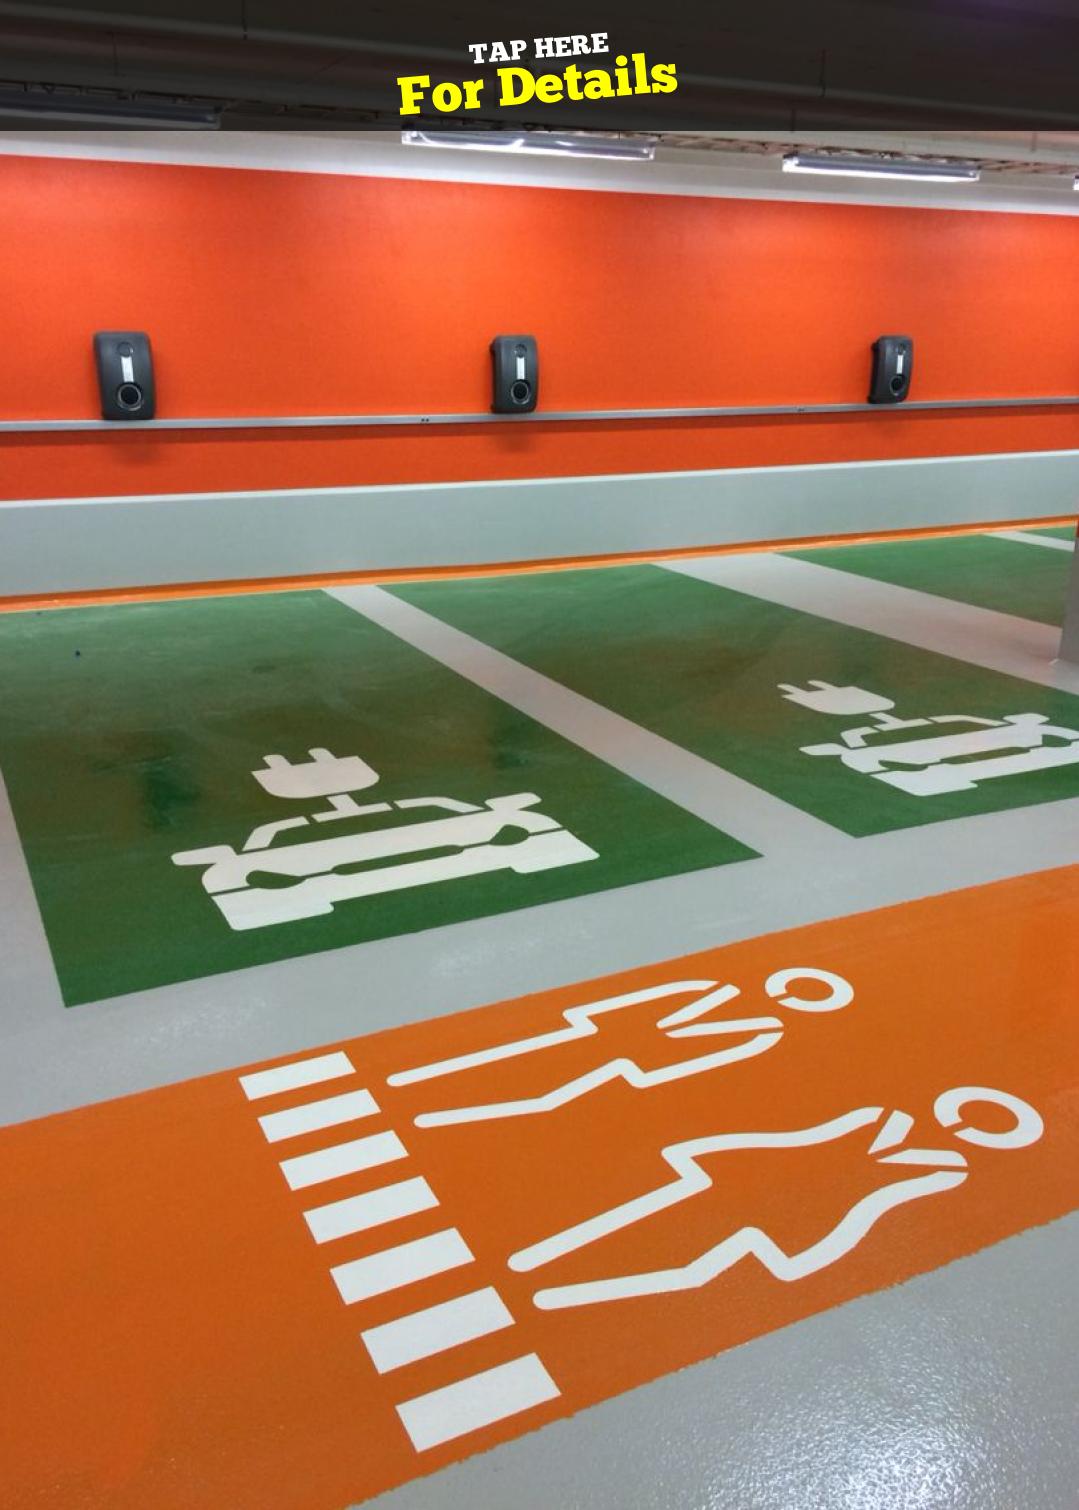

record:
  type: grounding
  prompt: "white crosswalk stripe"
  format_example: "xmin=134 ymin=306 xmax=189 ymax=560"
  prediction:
xmin=303 ymin=1176 xmax=438 ymax=1244
xmin=257 ymin=1087 xmax=379 ymax=1144
xmin=278 ymin=1130 xmax=408 ymax=1191
xmin=239 ymin=1051 xmax=354 ymax=1101
xmin=330 ymin=1228 xmax=474 ymax=1305
xmin=396 ymin=1354 xmax=560 ymax=1451
xmin=361 ymin=1287 xmax=515 ymax=1374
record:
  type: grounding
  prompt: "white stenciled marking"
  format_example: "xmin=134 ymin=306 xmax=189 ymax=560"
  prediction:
xmin=330 ymin=1228 xmax=473 ymax=1305
xmin=511 ymin=1108 xmax=885 ymax=1273
xmin=413 ymin=1033 xmax=782 ymax=1129
xmin=390 ymin=978 xmax=826 ymax=1129
xmin=303 ymin=1177 xmax=438 ymax=1244
xmin=173 ymin=792 xmax=596 ymax=932
xmin=239 ymin=1051 xmax=355 ymax=1101
xmin=396 ymin=1354 xmax=560 ymax=1452
xmin=532 ymin=1172 xmax=967 ymax=1310
xmin=525 ymin=1085 xmax=1042 ymax=1311
xmin=389 ymin=981 xmax=738 ymax=1087
xmin=257 ymin=1087 xmax=379 ymax=1144
xmin=361 ymin=1287 xmax=515 ymax=1374
xmin=278 ymin=1131 xmax=407 ymax=1191
xmin=252 ymin=748 xmax=379 ymax=799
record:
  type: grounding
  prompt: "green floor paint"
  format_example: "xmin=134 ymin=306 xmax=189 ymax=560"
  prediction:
xmin=788 ymin=534 xmax=1071 ymax=626
xmin=1030 ymin=525 xmax=1076 ymax=541
xmin=392 ymin=564 xmax=1079 ymax=839
xmin=0 ymin=592 xmax=754 ymax=1007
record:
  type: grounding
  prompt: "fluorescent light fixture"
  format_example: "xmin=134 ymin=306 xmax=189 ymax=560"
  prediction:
xmin=402 ymin=130 xmax=657 ymax=161
xmin=0 ymin=90 xmax=220 ymax=128
xmin=782 ymin=152 xmax=979 ymax=184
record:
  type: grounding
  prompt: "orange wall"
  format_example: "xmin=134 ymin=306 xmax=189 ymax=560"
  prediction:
xmin=1 ymin=153 xmax=1078 ymax=500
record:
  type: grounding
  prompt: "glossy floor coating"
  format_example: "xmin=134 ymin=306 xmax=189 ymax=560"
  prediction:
xmin=1 ymin=524 xmax=1077 ymax=1510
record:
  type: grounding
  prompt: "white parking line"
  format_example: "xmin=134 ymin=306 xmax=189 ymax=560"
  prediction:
xmin=994 ymin=529 xmax=1074 ymax=553
xmin=0 ymin=770 xmax=63 ymax=1018
xmin=664 ymin=552 xmax=1079 ymax=693
xmin=329 ymin=584 xmax=848 ymax=859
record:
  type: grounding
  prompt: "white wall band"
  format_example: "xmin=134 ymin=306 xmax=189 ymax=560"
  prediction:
xmin=2 ymin=448 xmax=1077 ymax=598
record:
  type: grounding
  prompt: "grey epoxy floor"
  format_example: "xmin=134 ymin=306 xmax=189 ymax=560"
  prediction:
xmin=367 ymin=1213 xmax=1079 ymax=1510
xmin=1 ymin=535 xmax=1076 ymax=1509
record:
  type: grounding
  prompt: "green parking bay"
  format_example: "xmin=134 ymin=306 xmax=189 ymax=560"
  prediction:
xmin=790 ymin=531 xmax=1074 ymax=626
xmin=393 ymin=563 xmax=1079 ymax=837
xmin=0 ymin=592 xmax=754 ymax=1007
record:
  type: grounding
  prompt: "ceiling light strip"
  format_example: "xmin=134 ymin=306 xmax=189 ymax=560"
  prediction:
xmin=782 ymin=152 xmax=980 ymax=184
xmin=402 ymin=131 xmax=658 ymax=161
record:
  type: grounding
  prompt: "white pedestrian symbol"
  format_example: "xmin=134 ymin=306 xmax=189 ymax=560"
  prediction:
xmin=173 ymin=745 xmax=597 ymax=930
xmin=780 ymin=681 xmax=1079 ymax=796
xmin=389 ymin=969 xmax=853 ymax=1126
xmin=509 ymin=1085 xmax=1043 ymax=1309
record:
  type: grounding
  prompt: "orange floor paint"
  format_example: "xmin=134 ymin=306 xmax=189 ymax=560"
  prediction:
xmin=3 ymin=865 xmax=1077 ymax=1509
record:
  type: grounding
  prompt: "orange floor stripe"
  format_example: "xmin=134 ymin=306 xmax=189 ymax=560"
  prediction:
xmin=2 ymin=865 xmax=1077 ymax=1508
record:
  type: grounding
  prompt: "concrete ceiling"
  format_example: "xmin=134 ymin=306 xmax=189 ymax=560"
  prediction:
xmin=0 ymin=1 xmax=1078 ymax=131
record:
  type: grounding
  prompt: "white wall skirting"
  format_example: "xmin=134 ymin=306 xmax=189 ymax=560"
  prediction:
xmin=2 ymin=449 xmax=1077 ymax=598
